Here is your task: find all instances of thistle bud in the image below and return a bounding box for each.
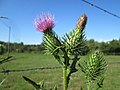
[76,14,87,31]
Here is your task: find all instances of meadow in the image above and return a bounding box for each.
[0,53,120,90]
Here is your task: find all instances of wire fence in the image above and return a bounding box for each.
[0,56,13,65]
[0,61,119,74]
[82,0,120,19]
[0,66,61,74]
[0,56,61,74]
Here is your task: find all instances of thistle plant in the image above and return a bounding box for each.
[23,13,107,90]
[34,13,87,90]
[79,51,107,90]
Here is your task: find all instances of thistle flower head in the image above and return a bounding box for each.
[76,14,87,31]
[34,13,55,32]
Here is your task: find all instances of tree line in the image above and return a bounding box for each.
[86,39,120,55]
[0,39,120,55]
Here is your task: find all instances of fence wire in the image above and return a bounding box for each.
[0,56,13,65]
[0,61,118,74]
[0,66,61,74]
[82,0,120,19]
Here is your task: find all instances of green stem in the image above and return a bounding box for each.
[63,66,67,90]
[87,80,91,90]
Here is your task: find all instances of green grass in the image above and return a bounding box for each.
[0,53,120,90]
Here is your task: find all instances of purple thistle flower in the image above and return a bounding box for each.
[34,13,55,32]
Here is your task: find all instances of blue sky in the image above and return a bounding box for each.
[0,0,120,44]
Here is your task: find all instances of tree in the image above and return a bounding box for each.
[0,44,5,55]
[108,39,120,55]
[87,39,99,51]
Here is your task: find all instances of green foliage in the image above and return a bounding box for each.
[0,53,120,90]
[108,39,120,55]
[0,55,13,87]
[86,39,99,51]
[62,27,86,55]
[23,76,45,90]
[23,76,58,90]
[0,38,120,55]
[79,50,107,90]
[0,44,5,55]
[42,14,90,90]
[86,39,120,55]
[43,30,63,65]
[0,56,13,65]
[42,14,88,90]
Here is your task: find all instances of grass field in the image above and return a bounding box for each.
[0,53,120,90]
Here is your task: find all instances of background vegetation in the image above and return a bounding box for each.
[0,38,120,89]
[0,53,120,90]
[0,38,120,55]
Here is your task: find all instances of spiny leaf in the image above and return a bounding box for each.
[43,31,62,55]
[22,76,40,89]
[62,27,86,55]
